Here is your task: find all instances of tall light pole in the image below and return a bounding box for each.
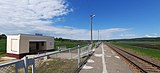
[90,14,95,45]
[98,30,99,42]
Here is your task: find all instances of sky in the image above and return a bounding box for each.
[0,0,160,40]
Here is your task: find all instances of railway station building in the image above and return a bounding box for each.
[6,34,54,59]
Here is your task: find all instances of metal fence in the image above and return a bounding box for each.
[0,44,94,73]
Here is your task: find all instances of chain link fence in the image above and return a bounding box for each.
[0,63,15,73]
[0,44,95,73]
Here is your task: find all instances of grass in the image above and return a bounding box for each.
[113,41,160,50]
[0,39,6,52]
[0,52,6,57]
[35,58,77,73]
[0,39,6,57]
[18,58,77,73]
[54,40,89,49]
[110,42,160,60]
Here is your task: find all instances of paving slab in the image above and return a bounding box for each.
[80,44,103,73]
[80,43,134,73]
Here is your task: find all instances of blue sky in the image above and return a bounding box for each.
[0,0,160,40]
[53,0,160,38]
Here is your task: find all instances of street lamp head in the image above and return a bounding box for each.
[92,15,96,17]
[90,14,95,45]
[90,14,96,17]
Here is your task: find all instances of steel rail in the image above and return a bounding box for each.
[107,44,160,73]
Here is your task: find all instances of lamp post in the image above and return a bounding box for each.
[98,30,99,42]
[90,14,95,45]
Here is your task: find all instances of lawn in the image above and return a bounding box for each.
[54,40,89,49]
[110,42,160,60]
[17,58,78,73]
[0,39,6,57]
[114,41,160,50]
[0,39,6,52]
[35,58,77,73]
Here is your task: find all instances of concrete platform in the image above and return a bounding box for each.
[80,43,134,73]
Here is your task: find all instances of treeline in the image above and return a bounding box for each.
[55,37,72,41]
[54,37,90,42]
[0,34,7,39]
[109,37,160,42]
[54,37,90,48]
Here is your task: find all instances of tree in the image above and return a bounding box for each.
[0,34,7,39]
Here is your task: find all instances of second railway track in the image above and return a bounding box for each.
[107,44,160,73]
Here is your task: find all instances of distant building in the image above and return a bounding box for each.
[7,34,54,59]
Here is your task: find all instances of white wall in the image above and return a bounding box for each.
[7,35,20,54]
[7,34,54,54]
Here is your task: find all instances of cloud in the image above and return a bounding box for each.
[145,34,160,38]
[21,24,128,40]
[48,27,129,40]
[120,34,136,37]
[0,0,129,40]
[0,0,71,33]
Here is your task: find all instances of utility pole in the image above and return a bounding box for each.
[90,14,95,45]
[98,30,99,42]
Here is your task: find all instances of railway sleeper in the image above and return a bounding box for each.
[144,70,160,73]
[143,66,160,70]
[148,69,160,72]
[107,44,160,73]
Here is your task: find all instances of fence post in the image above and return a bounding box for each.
[87,45,89,56]
[90,44,93,54]
[15,63,18,73]
[78,45,80,68]
[88,44,91,55]
[58,47,60,51]
[69,48,72,59]
[44,53,48,60]
[56,53,58,58]
[24,56,28,73]
[32,59,35,73]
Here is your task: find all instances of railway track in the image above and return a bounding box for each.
[107,44,160,73]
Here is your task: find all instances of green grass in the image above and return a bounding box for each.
[0,39,6,52]
[18,58,77,73]
[35,58,77,73]
[113,41,160,50]
[54,40,89,49]
[114,41,160,45]
[0,39,6,57]
[110,42,160,60]
[0,52,6,57]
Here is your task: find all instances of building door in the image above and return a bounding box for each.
[36,42,39,51]
[29,41,46,53]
